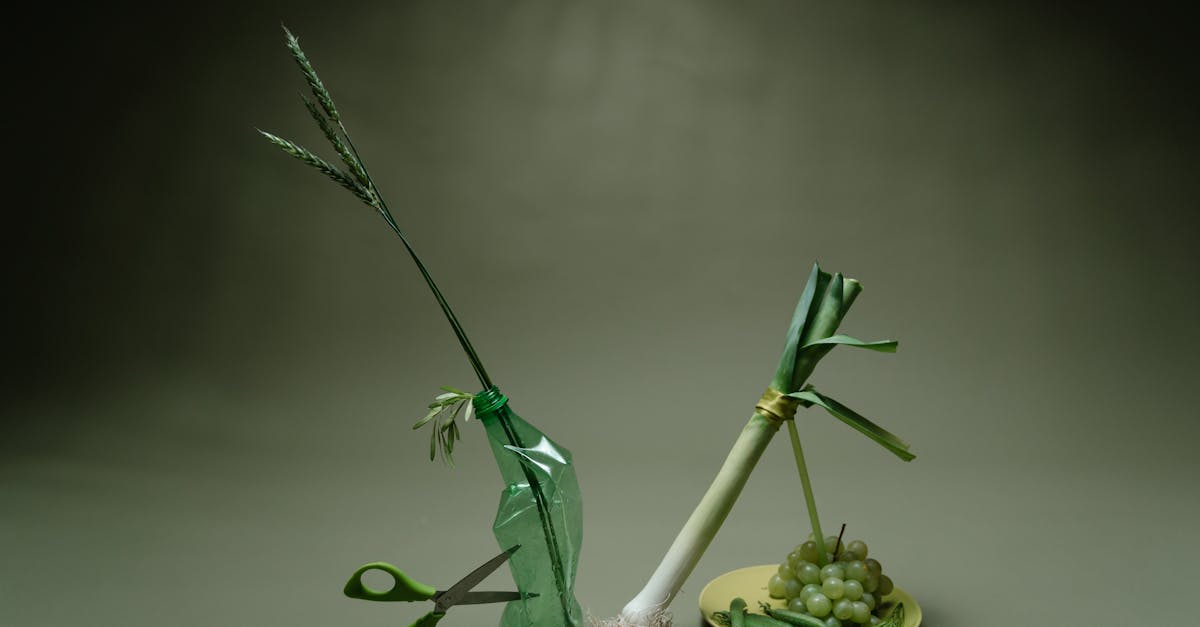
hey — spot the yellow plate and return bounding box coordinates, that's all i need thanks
[698,564,921,626]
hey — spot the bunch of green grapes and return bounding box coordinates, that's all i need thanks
[767,537,895,626]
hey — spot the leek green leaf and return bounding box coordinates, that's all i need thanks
[802,273,844,345]
[788,388,915,461]
[788,273,849,390]
[801,334,898,352]
[773,263,830,390]
[840,278,863,316]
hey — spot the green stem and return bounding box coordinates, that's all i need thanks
[785,419,827,565]
[337,123,494,390]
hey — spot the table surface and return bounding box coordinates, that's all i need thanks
[3,373,1195,626]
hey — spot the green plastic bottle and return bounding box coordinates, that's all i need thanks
[473,387,583,627]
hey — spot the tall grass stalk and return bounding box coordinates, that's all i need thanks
[259,26,574,625]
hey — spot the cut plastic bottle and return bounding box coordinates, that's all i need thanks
[474,387,583,627]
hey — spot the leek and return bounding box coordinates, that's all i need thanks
[614,263,911,625]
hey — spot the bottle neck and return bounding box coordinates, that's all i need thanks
[472,386,509,417]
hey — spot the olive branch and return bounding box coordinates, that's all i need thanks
[413,386,476,464]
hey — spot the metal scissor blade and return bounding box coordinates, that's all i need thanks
[434,545,521,610]
[443,591,535,605]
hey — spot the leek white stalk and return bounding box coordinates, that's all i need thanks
[619,411,780,624]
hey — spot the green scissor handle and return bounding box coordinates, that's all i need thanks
[409,610,446,627]
[343,562,437,602]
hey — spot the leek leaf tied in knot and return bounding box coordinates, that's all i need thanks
[754,387,801,423]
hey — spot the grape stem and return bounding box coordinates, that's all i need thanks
[832,522,846,559]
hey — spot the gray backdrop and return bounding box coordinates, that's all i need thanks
[5,2,1198,626]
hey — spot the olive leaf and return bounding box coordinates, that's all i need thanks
[413,406,441,430]
[413,388,475,464]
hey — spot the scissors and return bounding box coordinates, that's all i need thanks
[343,544,534,627]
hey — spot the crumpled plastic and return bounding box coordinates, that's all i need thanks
[477,395,583,627]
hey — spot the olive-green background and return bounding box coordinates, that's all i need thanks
[5,2,1198,626]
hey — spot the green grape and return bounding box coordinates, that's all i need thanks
[877,575,894,597]
[820,564,846,581]
[768,574,787,599]
[799,541,820,563]
[775,536,888,623]
[785,578,804,600]
[797,562,821,585]
[842,579,863,601]
[851,601,870,624]
[847,540,868,560]
[845,560,868,582]
[833,599,854,620]
[806,593,832,617]
[822,577,845,600]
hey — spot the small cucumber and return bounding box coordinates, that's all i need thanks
[730,597,747,627]
[742,613,792,627]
